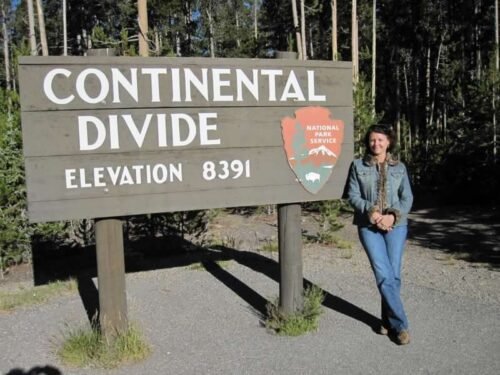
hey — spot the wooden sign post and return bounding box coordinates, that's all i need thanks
[278,203,303,314]
[95,218,128,338]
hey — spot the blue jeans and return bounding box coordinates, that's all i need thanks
[358,225,409,332]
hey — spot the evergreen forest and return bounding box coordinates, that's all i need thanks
[0,1,499,273]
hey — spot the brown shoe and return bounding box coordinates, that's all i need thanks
[376,325,389,335]
[396,330,410,345]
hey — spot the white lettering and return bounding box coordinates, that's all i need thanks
[170,163,183,181]
[109,115,120,149]
[171,113,196,146]
[132,165,144,184]
[93,167,106,187]
[119,167,134,185]
[185,68,209,102]
[212,68,233,101]
[122,114,153,148]
[261,69,283,101]
[199,113,220,145]
[65,169,77,188]
[79,168,92,188]
[171,68,181,102]
[157,114,168,147]
[141,68,167,102]
[307,70,326,101]
[152,164,168,183]
[111,68,138,103]
[236,69,259,101]
[280,70,305,101]
[107,166,122,185]
[78,116,106,151]
[76,68,109,104]
[44,68,74,104]
[65,163,185,189]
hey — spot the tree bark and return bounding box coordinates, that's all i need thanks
[300,0,306,59]
[396,65,401,150]
[2,4,11,90]
[138,0,149,57]
[155,28,160,56]
[27,0,37,56]
[352,0,359,85]
[236,8,241,48]
[428,37,445,131]
[371,0,376,114]
[63,0,67,55]
[206,4,215,58]
[35,0,48,56]
[291,0,303,60]
[331,0,337,61]
[494,0,498,163]
[475,0,482,79]
[254,0,258,39]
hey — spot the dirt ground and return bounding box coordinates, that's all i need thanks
[1,205,500,375]
[1,205,499,306]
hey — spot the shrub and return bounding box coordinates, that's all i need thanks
[265,285,325,336]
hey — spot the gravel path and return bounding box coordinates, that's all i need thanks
[1,206,499,375]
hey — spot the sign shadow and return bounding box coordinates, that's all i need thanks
[206,245,381,331]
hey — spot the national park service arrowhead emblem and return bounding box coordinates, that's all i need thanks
[281,106,344,194]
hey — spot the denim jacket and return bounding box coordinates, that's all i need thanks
[346,155,413,227]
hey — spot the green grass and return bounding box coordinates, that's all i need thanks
[0,279,77,312]
[259,239,279,253]
[188,259,232,270]
[314,231,352,249]
[265,285,325,336]
[57,322,151,369]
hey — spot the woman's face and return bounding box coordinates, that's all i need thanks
[368,131,390,157]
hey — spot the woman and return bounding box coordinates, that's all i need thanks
[346,124,413,345]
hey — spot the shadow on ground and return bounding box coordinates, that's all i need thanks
[31,236,380,333]
[5,365,62,375]
[408,206,500,268]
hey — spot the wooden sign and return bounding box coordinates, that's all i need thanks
[18,56,353,222]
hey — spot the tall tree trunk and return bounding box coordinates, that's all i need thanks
[403,62,412,149]
[300,0,306,59]
[428,37,445,131]
[494,0,498,163]
[176,31,181,56]
[138,0,149,57]
[63,0,67,55]
[206,4,215,58]
[396,64,401,149]
[291,0,303,59]
[154,28,160,56]
[27,0,37,56]
[443,102,447,143]
[352,0,359,85]
[184,1,192,55]
[425,46,431,132]
[2,4,11,90]
[35,0,48,56]
[475,0,482,79]
[309,27,314,58]
[254,0,258,39]
[235,10,241,48]
[371,0,376,114]
[331,0,337,61]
